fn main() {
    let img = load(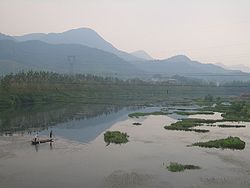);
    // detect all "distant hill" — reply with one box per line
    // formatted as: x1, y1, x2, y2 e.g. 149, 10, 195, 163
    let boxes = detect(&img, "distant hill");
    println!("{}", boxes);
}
131, 55, 250, 82
215, 63, 228, 70
130, 50, 154, 60
2, 27, 250, 82
216, 63, 250, 73
229, 64, 250, 73
14, 28, 144, 62
133, 55, 238, 75
0, 40, 139, 76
